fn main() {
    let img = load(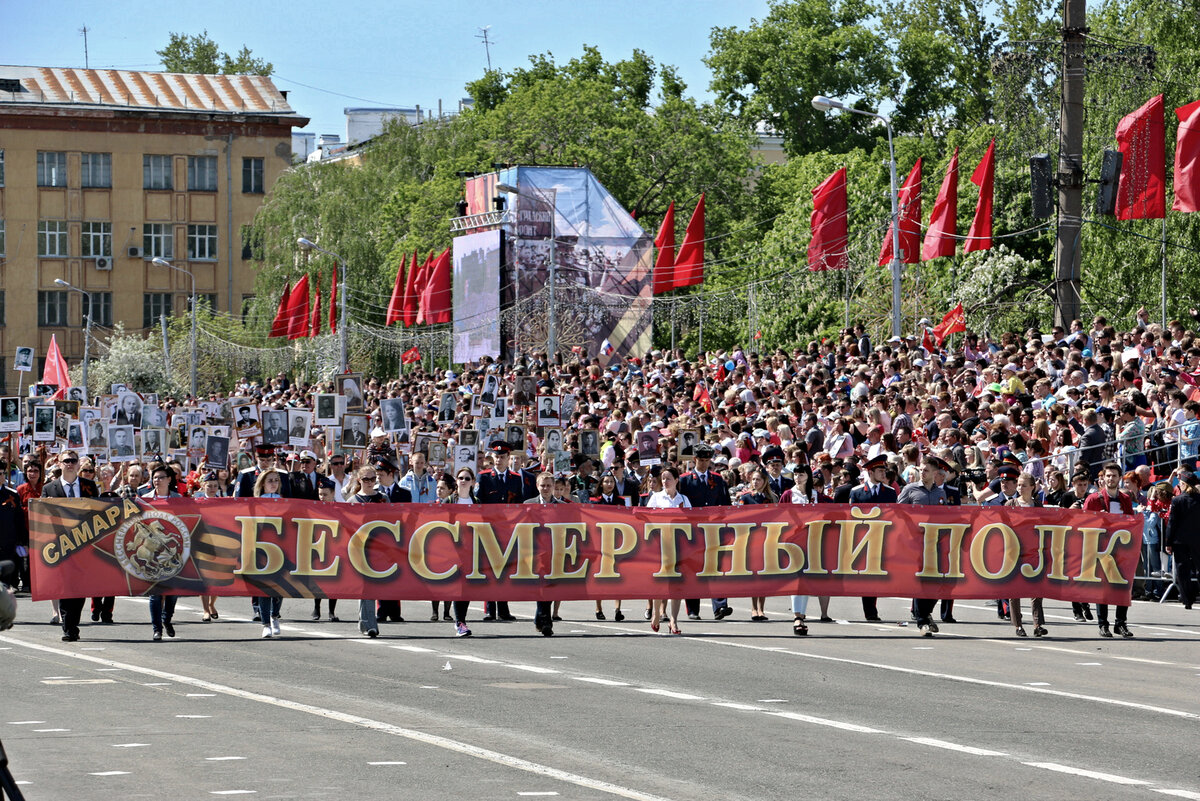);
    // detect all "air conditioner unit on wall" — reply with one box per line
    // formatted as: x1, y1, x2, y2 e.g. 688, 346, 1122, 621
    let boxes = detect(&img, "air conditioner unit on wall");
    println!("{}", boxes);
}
127, 246, 143, 259
94, 256, 112, 271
